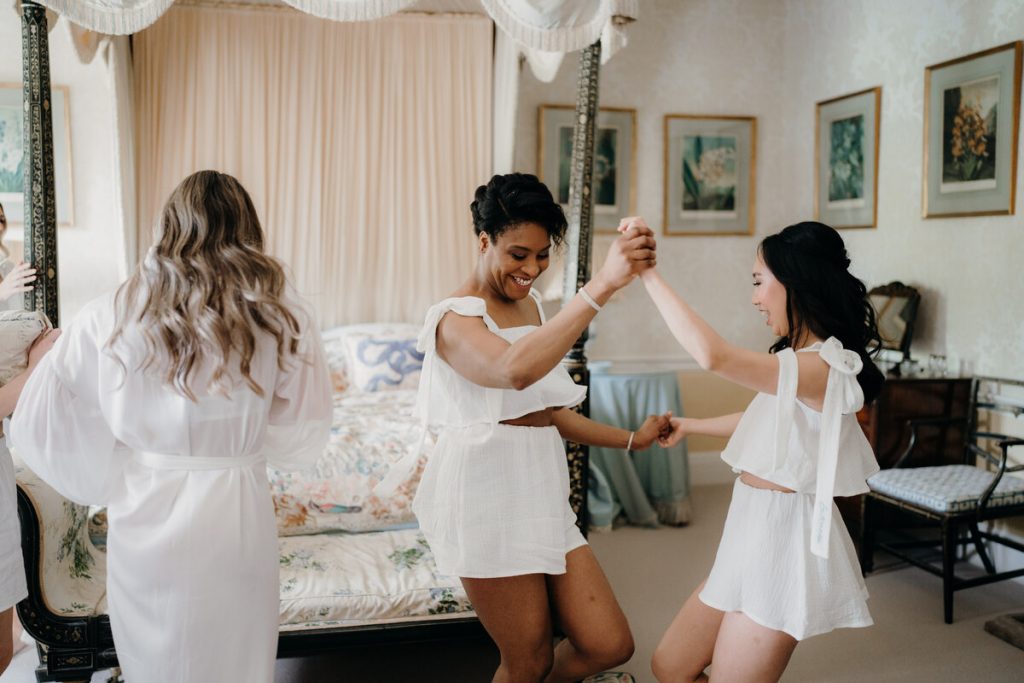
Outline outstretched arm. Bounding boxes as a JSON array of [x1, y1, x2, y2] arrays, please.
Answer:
[[551, 407, 671, 450], [439, 226, 657, 390], [658, 412, 744, 448], [623, 218, 828, 407]]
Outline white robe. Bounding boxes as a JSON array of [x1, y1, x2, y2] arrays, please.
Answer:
[[9, 292, 332, 683]]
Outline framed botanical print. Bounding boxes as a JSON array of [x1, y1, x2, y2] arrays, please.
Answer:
[[0, 83, 74, 225], [815, 87, 881, 229], [663, 114, 756, 236], [537, 105, 636, 233], [923, 41, 1022, 218]]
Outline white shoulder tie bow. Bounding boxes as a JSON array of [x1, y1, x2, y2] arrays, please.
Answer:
[[810, 337, 864, 559]]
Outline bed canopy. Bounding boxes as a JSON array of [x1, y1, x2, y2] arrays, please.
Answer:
[[11, 1, 637, 675], [15, 0, 635, 529], [15, 0, 636, 319]]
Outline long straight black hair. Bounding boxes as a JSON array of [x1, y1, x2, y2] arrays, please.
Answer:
[[759, 221, 884, 404]]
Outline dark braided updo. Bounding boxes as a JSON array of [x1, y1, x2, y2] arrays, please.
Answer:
[[470, 173, 567, 247]]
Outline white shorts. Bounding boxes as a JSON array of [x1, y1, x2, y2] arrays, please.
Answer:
[[0, 440, 28, 611], [413, 424, 586, 578], [699, 478, 872, 640]]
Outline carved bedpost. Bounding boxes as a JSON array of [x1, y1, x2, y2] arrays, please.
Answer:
[[21, 0, 60, 327], [561, 41, 601, 534]]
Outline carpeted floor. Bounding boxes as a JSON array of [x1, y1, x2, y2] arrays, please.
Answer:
[[5, 482, 1023, 682]]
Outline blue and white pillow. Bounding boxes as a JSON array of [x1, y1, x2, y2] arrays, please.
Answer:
[[343, 332, 424, 392]]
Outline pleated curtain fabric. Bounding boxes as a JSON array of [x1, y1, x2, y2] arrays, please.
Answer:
[[132, 5, 491, 326]]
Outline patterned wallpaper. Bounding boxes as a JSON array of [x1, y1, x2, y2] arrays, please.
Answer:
[[515, 0, 1024, 379]]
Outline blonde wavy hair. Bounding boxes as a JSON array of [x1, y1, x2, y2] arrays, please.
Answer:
[[107, 171, 301, 401]]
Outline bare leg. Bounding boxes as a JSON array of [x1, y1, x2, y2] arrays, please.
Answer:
[[651, 580, 723, 683], [708, 612, 797, 683], [12, 611, 25, 655], [0, 607, 13, 675], [462, 574, 554, 683], [544, 546, 634, 683]]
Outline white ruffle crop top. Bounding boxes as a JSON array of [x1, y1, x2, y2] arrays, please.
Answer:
[[720, 337, 880, 559], [412, 289, 586, 427], [374, 289, 585, 495]]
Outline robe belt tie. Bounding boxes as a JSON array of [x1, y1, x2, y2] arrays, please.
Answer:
[[133, 451, 264, 471]]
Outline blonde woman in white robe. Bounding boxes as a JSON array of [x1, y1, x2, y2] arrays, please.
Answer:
[[10, 172, 332, 683]]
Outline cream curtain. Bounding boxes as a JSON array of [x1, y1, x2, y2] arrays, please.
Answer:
[[133, 6, 491, 325], [491, 28, 519, 175], [107, 35, 137, 279]]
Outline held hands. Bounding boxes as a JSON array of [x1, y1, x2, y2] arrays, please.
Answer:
[[591, 219, 657, 294], [630, 411, 674, 451], [0, 262, 37, 303], [617, 217, 658, 282], [657, 416, 688, 448], [28, 328, 61, 368]]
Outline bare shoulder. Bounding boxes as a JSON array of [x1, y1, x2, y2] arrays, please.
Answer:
[[795, 350, 830, 409]]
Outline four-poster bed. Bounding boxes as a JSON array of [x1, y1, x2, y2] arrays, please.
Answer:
[[10, 0, 638, 679]]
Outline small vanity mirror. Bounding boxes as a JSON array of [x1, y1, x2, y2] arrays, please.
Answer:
[[868, 281, 921, 366]]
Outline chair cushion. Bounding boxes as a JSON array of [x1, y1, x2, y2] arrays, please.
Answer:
[[278, 528, 473, 629], [868, 465, 1024, 514]]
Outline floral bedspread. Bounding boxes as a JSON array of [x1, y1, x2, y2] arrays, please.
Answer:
[[278, 528, 472, 628], [268, 389, 432, 536]]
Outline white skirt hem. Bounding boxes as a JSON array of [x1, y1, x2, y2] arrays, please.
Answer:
[[699, 478, 873, 641], [698, 591, 874, 641], [414, 424, 587, 579]]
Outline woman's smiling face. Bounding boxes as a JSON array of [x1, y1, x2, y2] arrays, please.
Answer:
[[751, 253, 789, 337], [480, 222, 551, 301]]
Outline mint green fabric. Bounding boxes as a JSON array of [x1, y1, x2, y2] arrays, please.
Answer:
[[588, 370, 691, 529]]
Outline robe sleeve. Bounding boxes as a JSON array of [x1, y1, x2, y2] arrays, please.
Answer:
[[261, 304, 333, 471], [8, 306, 125, 506]]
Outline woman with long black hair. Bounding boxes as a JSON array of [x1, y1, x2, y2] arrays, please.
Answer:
[[633, 218, 882, 683]]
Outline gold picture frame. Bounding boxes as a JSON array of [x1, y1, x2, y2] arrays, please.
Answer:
[[663, 114, 756, 236], [537, 105, 637, 233], [922, 41, 1022, 218], [814, 86, 881, 229]]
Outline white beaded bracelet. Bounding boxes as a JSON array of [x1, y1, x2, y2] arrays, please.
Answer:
[[626, 431, 635, 451], [579, 287, 602, 312]]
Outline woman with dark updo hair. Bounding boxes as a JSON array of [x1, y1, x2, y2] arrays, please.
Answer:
[[628, 218, 882, 683], [379, 173, 668, 682]]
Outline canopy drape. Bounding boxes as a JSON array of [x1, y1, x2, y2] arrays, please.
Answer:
[[27, 0, 637, 62]]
